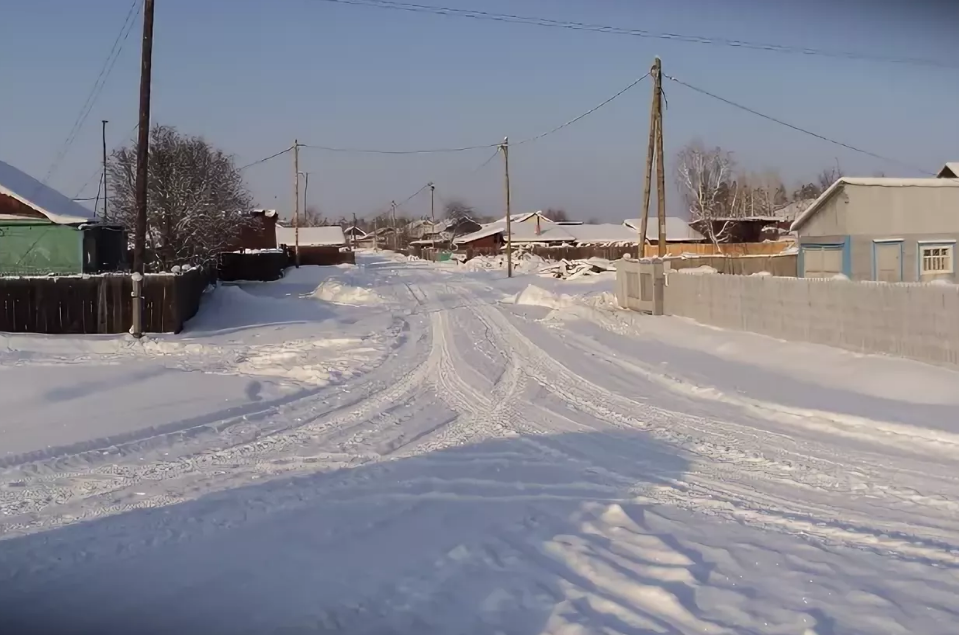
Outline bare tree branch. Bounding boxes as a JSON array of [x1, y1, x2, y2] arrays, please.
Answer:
[[108, 125, 254, 271]]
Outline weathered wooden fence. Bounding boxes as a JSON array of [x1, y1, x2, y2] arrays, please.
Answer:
[[218, 251, 290, 282], [292, 246, 356, 267], [0, 267, 211, 335], [448, 242, 792, 263]]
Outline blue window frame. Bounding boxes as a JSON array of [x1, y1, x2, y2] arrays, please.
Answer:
[[798, 236, 850, 278]]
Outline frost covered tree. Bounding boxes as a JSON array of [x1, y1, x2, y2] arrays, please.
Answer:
[[108, 125, 254, 269], [674, 141, 737, 246]]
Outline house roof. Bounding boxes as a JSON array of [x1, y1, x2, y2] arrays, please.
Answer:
[[562, 223, 639, 243], [252, 209, 278, 218], [0, 159, 97, 224], [622, 216, 707, 242], [276, 225, 346, 247], [343, 225, 368, 237], [939, 162, 959, 178], [790, 177, 959, 232]]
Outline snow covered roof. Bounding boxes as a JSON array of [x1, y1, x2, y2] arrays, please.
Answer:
[[562, 223, 639, 244], [276, 225, 347, 247], [344, 225, 368, 237], [791, 177, 959, 232], [252, 209, 278, 218], [0, 159, 97, 225], [939, 162, 959, 178], [622, 216, 707, 242]]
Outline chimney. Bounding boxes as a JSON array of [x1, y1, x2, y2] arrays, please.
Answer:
[[536, 214, 541, 236]]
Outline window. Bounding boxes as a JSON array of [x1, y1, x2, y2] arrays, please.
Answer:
[[920, 244, 954, 274]]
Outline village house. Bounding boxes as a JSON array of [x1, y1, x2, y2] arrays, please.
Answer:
[[454, 213, 706, 250], [229, 209, 279, 251], [790, 169, 959, 282], [0, 159, 126, 275]]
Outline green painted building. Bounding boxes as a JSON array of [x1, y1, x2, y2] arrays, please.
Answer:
[[0, 159, 127, 276]]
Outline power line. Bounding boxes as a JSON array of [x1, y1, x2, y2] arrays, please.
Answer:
[[43, 0, 142, 185], [512, 72, 650, 146], [300, 142, 499, 155], [663, 74, 934, 175], [302, 73, 649, 157], [316, 0, 958, 71], [237, 145, 295, 171]]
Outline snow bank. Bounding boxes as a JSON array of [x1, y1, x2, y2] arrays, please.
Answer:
[[311, 280, 383, 306], [675, 265, 718, 275]]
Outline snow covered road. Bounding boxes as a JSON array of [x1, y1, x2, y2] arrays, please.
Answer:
[[2, 253, 959, 634]]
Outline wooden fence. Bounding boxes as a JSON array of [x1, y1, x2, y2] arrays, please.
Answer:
[[666, 253, 798, 277], [218, 251, 289, 282], [0, 267, 212, 335], [292, 246, 356, 267], [448, 242, 792, 263]]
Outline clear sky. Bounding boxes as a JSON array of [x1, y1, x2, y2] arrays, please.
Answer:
[[2, 0, 957, 222]]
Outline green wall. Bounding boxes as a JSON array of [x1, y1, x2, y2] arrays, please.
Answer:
[[0, 220, 83, 276]]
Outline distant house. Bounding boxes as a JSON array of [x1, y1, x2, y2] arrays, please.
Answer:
[[790, 176, 959, 282], [231, 209, 278, 251], [622, 217, 707, 244], [410, 217, 483, 248], [0, 159, 126, 275], [276, 225, 347, 249], [938, 162, 959, 179]]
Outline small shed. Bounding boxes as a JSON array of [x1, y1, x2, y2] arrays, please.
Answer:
[[231, 209, 278, 251], [790, 177, 959, 282], [0, 159, 126, 275]]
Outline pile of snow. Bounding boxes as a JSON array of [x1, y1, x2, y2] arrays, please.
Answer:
[[311, 280, 382, 306], [512, 284, 618, 311], [674, 265, 718, 275], [539, 257, 616, 280], [461, 252, 551, 275], [750, 271, 773, 277]]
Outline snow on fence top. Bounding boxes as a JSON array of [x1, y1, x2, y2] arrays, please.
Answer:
[[0, 159, 98, 225], [276, 225, 346, 247]]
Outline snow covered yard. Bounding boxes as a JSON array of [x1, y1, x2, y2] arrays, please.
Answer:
[[3, 252, 959, 634]]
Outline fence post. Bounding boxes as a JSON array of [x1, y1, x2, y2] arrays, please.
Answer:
[[131, 272, 143, 338]]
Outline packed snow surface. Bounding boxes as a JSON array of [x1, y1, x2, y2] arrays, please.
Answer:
[[3, 251, 959, 634]]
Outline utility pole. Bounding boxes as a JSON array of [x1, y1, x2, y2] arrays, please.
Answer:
[[101, 119, 109, 222], [132, 0, 155, 278], [293, 140, 300, 267], [131, 0, 155, 340], [501, 137, 513, 278], [302, 171, 310, 218], [352, 212, 358, 250], [390, 200, 397, 251], [373, 217, 379, 251], [639, 59, 658, 260], [653, 57, 667, 257], [429, 182, 436, 233]]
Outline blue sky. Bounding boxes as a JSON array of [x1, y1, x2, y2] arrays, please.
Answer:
[[1, 0, 956, 221]]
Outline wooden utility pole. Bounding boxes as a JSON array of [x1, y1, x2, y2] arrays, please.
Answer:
[[131, 0, 155, 279], [352, 212, 358, 250], [429, 182, 436, 232], [501, 137, 513, 278], [101, 119, 109, 222], [373, 217, 379, 251], [653, 57, 667, 256], [302, 171, 310, 217], [639, 61, 658, 260], [390, 200, 397, 251], [293, 140, 300, 267]]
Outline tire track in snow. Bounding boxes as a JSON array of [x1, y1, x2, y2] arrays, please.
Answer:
[[452, 288, 959, 566]]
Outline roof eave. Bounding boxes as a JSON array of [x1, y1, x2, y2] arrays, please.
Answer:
[[789, 179, 846, 233]]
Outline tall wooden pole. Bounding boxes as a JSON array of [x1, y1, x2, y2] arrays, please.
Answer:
[[391, 200, 397, 251], [293, 140, 300, 267], [429, 183, 436, 232], [639, 59, 659, 260], [132, 0, 155, 277], [653, 57, 667, 257], [101, 119, 109, 222], [502, 137, 513, 278], [352, 212, 358, 250]]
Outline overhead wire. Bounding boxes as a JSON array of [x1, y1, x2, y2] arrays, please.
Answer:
[[663, 74, 934, 175], [237, 145, 295, 171], [43, 0, 142, 186], [73, 122, 140, 198], [301, 73, 650, 158], [315, 0, 958, 71]]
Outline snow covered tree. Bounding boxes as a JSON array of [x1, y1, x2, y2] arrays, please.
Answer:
[[108, 125, 254, 270], [674, 141, 737, 246]]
